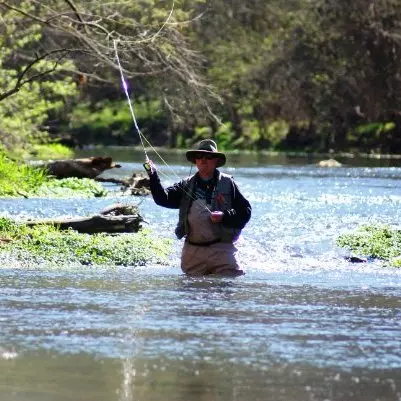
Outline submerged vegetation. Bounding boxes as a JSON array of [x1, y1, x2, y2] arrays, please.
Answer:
[[33, 177, 108, 198], [0, 217, 172, 267], [337, 225, 401, 267]]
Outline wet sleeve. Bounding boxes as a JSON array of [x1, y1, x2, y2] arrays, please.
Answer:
[[149, 172, 183, 209], [222, 181, 252, 229]]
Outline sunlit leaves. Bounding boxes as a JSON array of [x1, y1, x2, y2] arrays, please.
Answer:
[[0, 2, 78, 151]]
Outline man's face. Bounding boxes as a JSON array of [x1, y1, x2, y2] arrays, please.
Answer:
[[195, 153, 218, 177]]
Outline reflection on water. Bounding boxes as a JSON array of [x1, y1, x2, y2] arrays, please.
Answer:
[[1, 352, 401, 401], [1, 268, 401, 400], [1, 159, 401, 400]]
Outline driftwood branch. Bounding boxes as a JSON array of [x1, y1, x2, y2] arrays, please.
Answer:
[[24, 203, 143, 234], [25, 214, 141, 234]]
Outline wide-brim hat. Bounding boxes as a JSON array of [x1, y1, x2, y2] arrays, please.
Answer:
[[186, 139, 226, 167]]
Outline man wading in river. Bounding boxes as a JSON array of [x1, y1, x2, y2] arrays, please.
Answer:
[[146, 139, 251, 276]]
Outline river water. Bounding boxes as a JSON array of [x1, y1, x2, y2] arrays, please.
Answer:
[[1, 152, 401, 401]]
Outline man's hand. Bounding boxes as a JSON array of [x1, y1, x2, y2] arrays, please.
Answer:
[[143, 159, 156, 176], [210, 211, 223, 223]]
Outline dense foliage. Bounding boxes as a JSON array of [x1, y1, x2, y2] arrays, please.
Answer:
[[0, 217, 172, 267], [1, 0, 401, 153], [337, 225, 401, 267]]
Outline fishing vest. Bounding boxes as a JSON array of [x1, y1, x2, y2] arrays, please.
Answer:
[[175, 171, 241, 242]]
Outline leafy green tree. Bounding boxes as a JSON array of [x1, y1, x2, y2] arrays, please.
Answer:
[[0, 0, 217, 151], [252, 0, 401, 152], [182, 0, 304, 149], [0, 1, 77, 153]]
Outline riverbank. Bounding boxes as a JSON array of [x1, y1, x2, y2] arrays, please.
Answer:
[[69, 145, 401, 169], [0, 150, 171, 267]]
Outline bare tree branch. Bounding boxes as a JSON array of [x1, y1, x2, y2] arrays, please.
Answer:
[[0, 1, 49, 24], [0, 0, 219, 120], [0, 49, 69, 101], [63, 0, 85, 24]]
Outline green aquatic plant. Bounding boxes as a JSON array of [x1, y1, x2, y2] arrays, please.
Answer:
[[33, 177, 108, 198], [337, 225, 401, 267], [0, 218, 172, 267], [0, 217, 24, 236]]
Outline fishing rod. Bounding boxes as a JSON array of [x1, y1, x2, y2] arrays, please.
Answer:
[[113, 40, 212, 213]]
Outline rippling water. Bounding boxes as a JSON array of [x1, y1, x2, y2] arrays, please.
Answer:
[[1, 159, 401, 401]]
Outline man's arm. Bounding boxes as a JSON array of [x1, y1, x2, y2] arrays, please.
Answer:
[[222, 181, 251, 229], [149, 172, 183, 209]]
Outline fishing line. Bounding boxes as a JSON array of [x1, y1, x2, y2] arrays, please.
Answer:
[[149, 0, 175, 42], [113, 39, 148, 160], [113, 40, 183, 179], [113, 40, 212, 213]]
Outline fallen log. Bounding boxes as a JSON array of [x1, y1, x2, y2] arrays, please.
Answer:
[[24, 203, 143, 234], [42, 157, 121, 179]]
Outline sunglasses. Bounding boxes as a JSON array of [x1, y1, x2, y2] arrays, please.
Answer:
[[195, 153, 216, 160]]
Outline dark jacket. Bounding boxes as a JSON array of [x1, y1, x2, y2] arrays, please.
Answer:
[[149, 169, 251, 239]]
